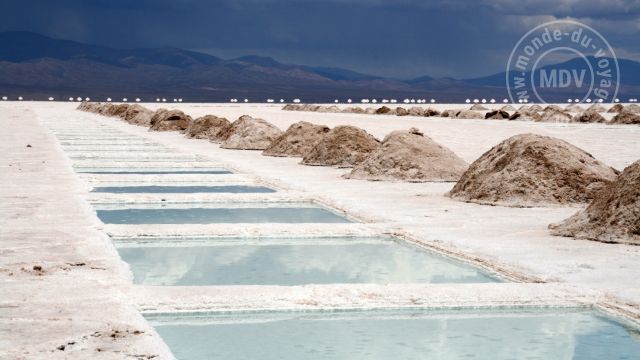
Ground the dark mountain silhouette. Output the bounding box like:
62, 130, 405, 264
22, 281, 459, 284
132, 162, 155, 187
0, 31, 638, 102
465, 57, 640, 87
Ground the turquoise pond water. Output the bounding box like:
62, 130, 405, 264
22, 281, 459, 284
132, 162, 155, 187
91, 185, 275, 194
96, 205, 352, 224
116, 237, 497, 285
146, 310, 640, 360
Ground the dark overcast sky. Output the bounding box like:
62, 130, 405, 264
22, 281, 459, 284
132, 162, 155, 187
1, 0, 639, 78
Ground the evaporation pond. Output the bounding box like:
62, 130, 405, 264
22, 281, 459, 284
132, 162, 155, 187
147, 309, 640, 360
63, 147, 171, 152
116, 237, 497, 285
70, 155, 196, 161
75, 167, 231, 174
92, 185, 275, 194
95, 203, 351, 224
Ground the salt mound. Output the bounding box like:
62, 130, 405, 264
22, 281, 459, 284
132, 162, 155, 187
89, 102, 102, 112
572, 110, 606, 123
282, 104, 342, 113
550, 160, 639, 245
76, 102, 92, 111
93, 103, 110, 114
123, 105, 153, 126
565, 104, 584, 112
423, 108, 440, 116
375, 106, 394, 115
607, 104, 625, 113
301, 125, 379, 167
92, 103, 108, 113
408, 107, 426, 116
220, 115, 283, 150
626, 104, 640, 113
609, 110, 640, 124
448, 134, 618, 207
509, 111, 541, 121
283, 104, 316, 112
185, 115, 231, 141
304, 104, 322, 112
109, 104, 131, 118
453, 110, 483, 119
77, 102, 102, 112
395, 107, 409, 116
149, 109, 193, 131
586, 104, 606, 112
484, 110, 509, 120
263, 121, 330, 157
543, 105, 563, 112
78, 102, 134, 119
500, 105, 516, 112
538, 109, 572, 123
346, 128, 468, 182
317, 105, 340, 113
470, 104, 489, 111
89, 103, 123, 117
343, 106, 365, 114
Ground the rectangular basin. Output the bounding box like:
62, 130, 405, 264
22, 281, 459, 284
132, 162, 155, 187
75, 167, 232, 175
69, 155, 197, 161
57, 136, 140, 141
63, 147, 172, 152
92, 185, 275, 194
116, 236, 499, 285
146, 309, 640, 360
95, 202, 353, 224
60, 141, 159, 146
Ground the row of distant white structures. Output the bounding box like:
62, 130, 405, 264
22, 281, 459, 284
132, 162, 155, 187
1, 96, 638, 103
231, 98, 437, 104
230, 98, 435, 104
465, 98, 638, 104
234, 97, 639, 104
0, 96, 185, 102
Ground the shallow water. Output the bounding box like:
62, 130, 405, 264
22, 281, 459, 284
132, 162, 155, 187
57, 136, 140, 140
60, 141, 158, 146
92, 185, 275, 194
63, 147, 172, 152
78, 169, 232, 175
97, 206, 352, 224
147, 310, 640, 360
75, 167, 231, 174
70, 156, 198, 162
117, 238, 498, 285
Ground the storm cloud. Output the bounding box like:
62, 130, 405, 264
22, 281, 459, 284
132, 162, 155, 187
1, 0, 638, 78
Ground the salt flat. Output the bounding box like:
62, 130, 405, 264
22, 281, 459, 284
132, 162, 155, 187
94, 101, 640, 302
0, 104, 172, 359
2, 101, 639, 358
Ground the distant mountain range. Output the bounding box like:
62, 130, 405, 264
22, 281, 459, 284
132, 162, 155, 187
0, 31, 638, 102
